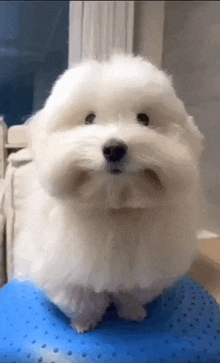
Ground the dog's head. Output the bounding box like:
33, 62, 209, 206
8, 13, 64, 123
28, 54, 204, 209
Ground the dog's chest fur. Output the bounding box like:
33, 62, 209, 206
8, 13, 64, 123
14, 180, 197, 296
34, 198, 197, 293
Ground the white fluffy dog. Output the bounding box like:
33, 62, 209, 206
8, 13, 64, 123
14, 54, 204, 333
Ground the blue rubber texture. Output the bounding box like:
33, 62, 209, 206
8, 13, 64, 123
1, 276, 220, 363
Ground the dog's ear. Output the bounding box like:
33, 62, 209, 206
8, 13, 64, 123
184, 116, 205, 163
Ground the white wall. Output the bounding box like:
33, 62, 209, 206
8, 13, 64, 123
133, 1, 165, 67
163, 1, 220, 236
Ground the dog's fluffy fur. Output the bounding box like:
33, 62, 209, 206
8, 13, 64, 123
14, 54, 204, 333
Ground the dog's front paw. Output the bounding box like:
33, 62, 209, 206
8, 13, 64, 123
70, 289, 110, 333
117, 305, 147, 321
71, 315, 100, 333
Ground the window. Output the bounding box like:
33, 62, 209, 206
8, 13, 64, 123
0, 1, 69, 127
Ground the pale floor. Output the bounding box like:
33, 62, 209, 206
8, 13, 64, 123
188, 238, 220, 304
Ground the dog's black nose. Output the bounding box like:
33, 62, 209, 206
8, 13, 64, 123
103, 139, 128, 162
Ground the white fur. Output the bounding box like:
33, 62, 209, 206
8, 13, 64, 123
14, 54, 204, 333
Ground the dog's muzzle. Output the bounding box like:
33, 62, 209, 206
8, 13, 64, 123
102, 139, 163, 189
103, 139, 127, 175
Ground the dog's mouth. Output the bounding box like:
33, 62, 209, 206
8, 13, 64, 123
110, 168, 122, 175
107, 162, 163, 188
107, 162, 124, 175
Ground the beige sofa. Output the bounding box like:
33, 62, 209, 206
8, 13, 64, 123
0, 121, 29, 286
1, 148, 34, 283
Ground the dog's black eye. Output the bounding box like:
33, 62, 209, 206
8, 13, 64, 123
85, 114, 96, 125
137, 113, 149, 126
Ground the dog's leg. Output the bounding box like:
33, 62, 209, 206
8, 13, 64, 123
69, 288, 110, 333
113, 292, 147, 321
47, 285, 109, 333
